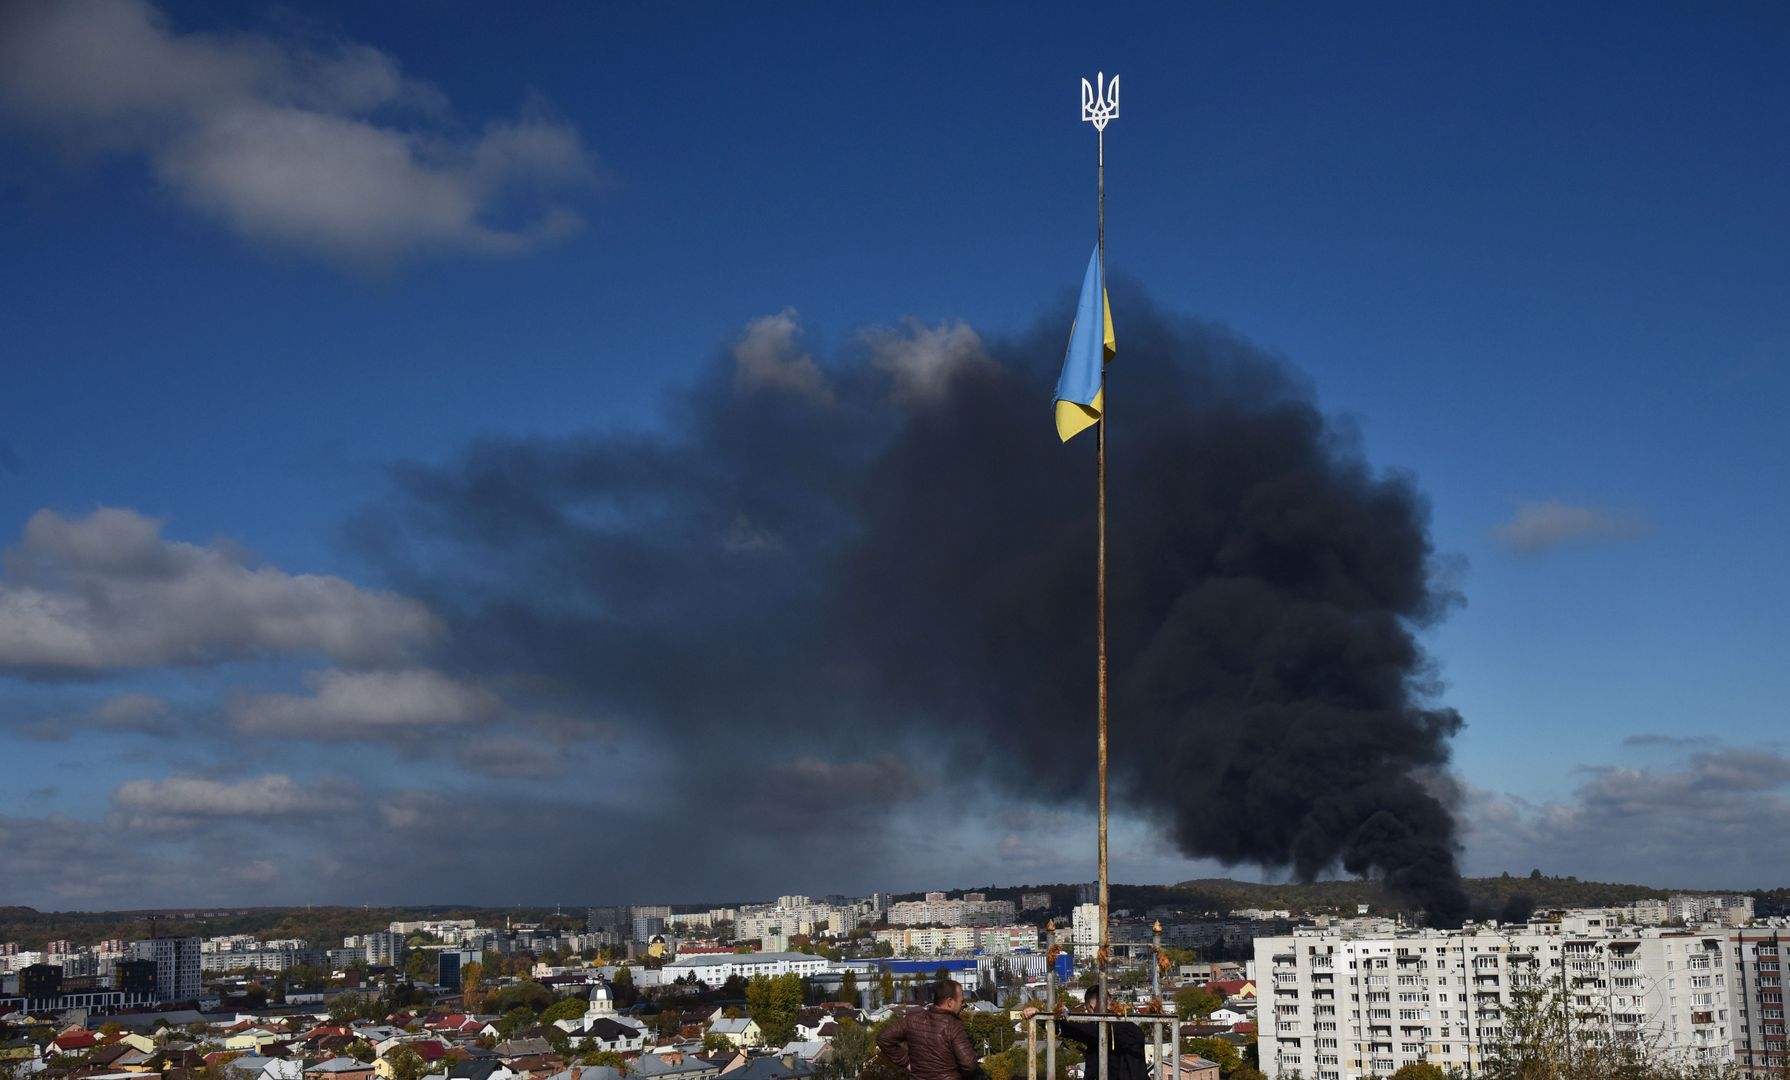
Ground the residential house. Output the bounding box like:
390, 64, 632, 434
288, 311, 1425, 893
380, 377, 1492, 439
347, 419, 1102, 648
1155, 1055, 1219, 1080
704, 1019, 759, 1050
304, 1059, 378, 1080
723, 1058, 814, 1080
632, 1051, 720, 1080
446, 1061, 517, 1080
576, 1018, 645, 1055
223, 1057, 305, 1080
539, 1067, 621, 1080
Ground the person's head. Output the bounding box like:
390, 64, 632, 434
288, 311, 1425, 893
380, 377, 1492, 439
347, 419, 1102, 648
932, 978, 965, 1013
1083, 986, 1103, 1012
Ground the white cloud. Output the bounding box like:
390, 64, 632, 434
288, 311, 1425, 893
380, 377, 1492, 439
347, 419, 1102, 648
865, 318, 990, 404
732, 309, 834, 404
0, 507, 439, 675
0, 0, 594, 266
1461, 744, 1790, 886
231, 668, 499, 739
111, 772, 341, 830
1494, 499, 1646, 554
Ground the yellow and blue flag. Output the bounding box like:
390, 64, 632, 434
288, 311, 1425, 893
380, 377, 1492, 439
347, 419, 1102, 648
1053, 247, 1115, 442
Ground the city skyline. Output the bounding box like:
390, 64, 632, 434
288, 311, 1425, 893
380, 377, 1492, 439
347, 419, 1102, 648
2, 1, 1788, 909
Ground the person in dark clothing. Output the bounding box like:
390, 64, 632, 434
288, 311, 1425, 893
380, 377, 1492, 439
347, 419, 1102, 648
876, 978, 984, 1080
1026, 987, 1149, 1080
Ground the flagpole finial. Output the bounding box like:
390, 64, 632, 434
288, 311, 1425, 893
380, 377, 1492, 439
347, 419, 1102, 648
1081, 72, 1119, 131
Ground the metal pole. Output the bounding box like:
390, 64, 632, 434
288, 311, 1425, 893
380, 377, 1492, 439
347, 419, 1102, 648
1150, 921, 1162, 1080
1095, 117, 1110, 1017
1078, 64, 1119, 1048
1046, 921, 1058, 1080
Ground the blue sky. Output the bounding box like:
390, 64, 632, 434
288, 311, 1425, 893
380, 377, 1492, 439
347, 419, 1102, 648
1, 0, 1787, 909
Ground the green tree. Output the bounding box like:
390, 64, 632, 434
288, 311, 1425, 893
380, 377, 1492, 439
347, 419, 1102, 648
745, 973, 805, 1046
578, 1050, 630, 1073
1182, 1038, 1240, 1072
329, 993, 366, 1024
829, 1019, 876, 1079
1479, 972, 1731, 1080
878, 968, 896, 1006
1390, 1064, 1447, 1080
540, 998, 589, 1025
701, 1032, 733, 1055
962, 1012, 1017, 1056
497, 1007, 538, 1039
838, 970, 860, 1003
385, 1047, 427, 1080
486, 980, 555, 1014
404, 950, 435, 984
1173, 986, 1223, 1022
872, 942, 894, 958
612, 967, 639, 1008
345, 1039, 374, 1064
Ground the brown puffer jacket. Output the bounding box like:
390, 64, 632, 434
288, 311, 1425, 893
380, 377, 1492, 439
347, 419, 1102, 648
875, 1006, 980, 1080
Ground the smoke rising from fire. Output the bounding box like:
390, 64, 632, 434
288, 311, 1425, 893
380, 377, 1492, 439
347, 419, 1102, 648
359, 287, 1469, 925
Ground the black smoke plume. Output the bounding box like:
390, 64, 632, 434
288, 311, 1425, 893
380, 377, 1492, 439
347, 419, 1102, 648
358, 287, 1469, 926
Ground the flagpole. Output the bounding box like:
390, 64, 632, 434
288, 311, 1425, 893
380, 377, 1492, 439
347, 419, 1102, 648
1081, 69, 1118, 1013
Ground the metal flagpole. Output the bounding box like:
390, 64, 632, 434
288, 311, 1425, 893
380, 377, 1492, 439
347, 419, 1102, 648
1080, 67, 1118, 1015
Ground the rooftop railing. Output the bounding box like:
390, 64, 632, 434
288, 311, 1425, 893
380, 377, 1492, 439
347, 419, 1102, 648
1025, 1011, 1189, 1080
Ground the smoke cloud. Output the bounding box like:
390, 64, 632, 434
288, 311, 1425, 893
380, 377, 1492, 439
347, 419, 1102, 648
357, 288, 1469, 925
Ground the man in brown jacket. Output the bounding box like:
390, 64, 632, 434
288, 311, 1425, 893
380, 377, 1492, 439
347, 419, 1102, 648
875, 978, 983, 1080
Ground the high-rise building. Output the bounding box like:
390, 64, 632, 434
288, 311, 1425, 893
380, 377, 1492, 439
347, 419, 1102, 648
134, 937, 201, 1003
1254, 922, 1735, 1080
344, 932, 404, 967
587, 906, 627, 933
1730, 929, 1788, 1078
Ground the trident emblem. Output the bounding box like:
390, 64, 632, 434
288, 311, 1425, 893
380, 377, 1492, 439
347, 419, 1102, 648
1081, 72, 1119, 131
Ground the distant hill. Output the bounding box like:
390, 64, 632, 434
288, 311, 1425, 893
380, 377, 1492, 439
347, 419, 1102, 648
0, 904, 566, 951
928, 874, 1786, 921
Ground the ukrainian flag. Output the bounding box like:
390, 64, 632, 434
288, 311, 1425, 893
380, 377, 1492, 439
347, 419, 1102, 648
1053, 247, 1115, 442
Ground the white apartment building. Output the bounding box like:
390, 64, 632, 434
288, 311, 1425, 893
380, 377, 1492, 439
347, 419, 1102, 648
1255, 922, 1735, 1080
1070, 903, 1101, 960
1730, 929, 1788, 1079
735, 901, 860, 943
875, 925, 1039, 957
660, 950, 829, 985
889, 892, 1017, 928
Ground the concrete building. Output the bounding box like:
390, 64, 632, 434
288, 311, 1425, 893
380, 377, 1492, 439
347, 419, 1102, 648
874, 925, 1039, 957
1070, 903, 1101, 960
1254, 922, 1736, 1080
1730, 929, 1788, 1079
889, 893, 1017, 928
660, 950, 829, 986
736, 900, 861, 943
134, 936, 202, 1003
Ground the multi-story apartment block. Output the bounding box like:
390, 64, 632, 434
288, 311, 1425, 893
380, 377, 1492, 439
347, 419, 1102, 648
1731, 929, 1788, 1079
1255, 922, 1735, 1080
875, 925, 1039, 957
342, 932, 399, 966
735, 900, 860, 943
134, 936, 202, 1003
889, 893, 1017, 928
1070, 903, 1101, 960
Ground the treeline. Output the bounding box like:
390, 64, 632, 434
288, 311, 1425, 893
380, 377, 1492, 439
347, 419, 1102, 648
0, 905, 525, 950
945, 874, 1780, 922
